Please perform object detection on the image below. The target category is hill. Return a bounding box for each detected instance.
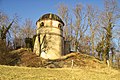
[10,48,106,68]
[0,48,120,80]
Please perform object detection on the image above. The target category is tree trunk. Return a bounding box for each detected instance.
[91,31,95,56]
[103,23,112,64]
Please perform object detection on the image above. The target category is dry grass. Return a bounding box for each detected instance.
[9,48,106,68]
[1,48,119,80]
[0,65,119,80]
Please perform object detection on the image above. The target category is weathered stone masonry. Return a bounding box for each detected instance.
[33,13,65,59]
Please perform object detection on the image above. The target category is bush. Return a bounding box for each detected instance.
[0,40,19,65]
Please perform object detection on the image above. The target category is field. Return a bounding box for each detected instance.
[0,49,119,80]
[0,65,120,80]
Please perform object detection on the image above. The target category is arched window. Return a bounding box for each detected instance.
[40,22,44,27]
[58,24,61,29]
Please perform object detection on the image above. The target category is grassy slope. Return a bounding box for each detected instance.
[9,48,107,68]
[0,65,120,80]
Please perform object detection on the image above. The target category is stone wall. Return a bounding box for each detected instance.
[34,19,64,59]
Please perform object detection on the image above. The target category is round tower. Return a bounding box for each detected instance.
[33,13,64,59]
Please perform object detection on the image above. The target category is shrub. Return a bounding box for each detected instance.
[0,40,19,65]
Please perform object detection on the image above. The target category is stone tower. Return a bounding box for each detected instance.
[33,13,64,59]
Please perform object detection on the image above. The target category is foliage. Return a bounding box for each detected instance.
[25,38,34,51]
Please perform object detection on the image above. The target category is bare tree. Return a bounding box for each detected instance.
[0,12,15,45]
[7,14,21,49]
[57,3,70,41]
[20,19,35,49]
[87,5,99,56]
[20,19,35,38]
[73,4,88,52]
[0,12,19,65]
[118,33,120,50]
[114,28,120,50]
[98,0,120,64]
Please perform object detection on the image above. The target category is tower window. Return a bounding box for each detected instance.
[58,24,61,29]
[40,22,44,27]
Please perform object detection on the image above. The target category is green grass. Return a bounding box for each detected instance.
[0,65,120,80]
